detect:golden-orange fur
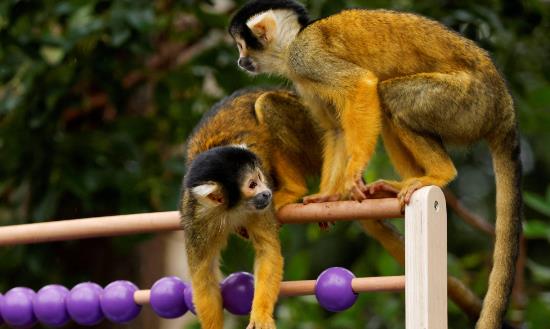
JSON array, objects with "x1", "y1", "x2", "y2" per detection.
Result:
[
  {"x1": 232, "y1": 5, "x2": 522, "y2": 329},
  {"x1": 181, "y1": 89, "x2": 321, "y2": 329}
]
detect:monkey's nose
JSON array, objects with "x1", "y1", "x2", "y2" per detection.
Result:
[
  {"x1": 254, "y1": 191, "x2": 272, "y2": 209},
  {"x1": 259, "y1": 191, "x2": 272, "y2": 201},
  {"x1": 238, "y1": 57, "x2": 255, "y2": 72}
]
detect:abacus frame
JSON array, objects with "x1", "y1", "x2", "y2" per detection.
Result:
[{"x1": 0, "y1": 186, "x2": 448, "y2": 329}]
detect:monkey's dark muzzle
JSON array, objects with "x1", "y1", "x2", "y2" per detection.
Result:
[
  {"x1": 253, "y1": 191, "x2": 272, "y2": 210},
  {"x1": 238, "y1": 57, "x2": 256, "y2": 73}
]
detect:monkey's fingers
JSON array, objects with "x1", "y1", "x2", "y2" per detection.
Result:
[
  {"x1": 303, "y1": 193, "x2": 341, "y2": 204},
  {"x1": 351, "y1": 184, "x2": 367, "y2": 201}
]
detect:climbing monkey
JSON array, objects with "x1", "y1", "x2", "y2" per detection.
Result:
[
  {"x1": 181, "y1": 89, "x2": 321, "y2": 329},
  {"x1": 229, "y1": 2, "x2": 522, "y2": 328}
]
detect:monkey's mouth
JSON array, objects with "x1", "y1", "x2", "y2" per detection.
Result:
[{"x1": 254, "y1": 199, "x2": 270, "y2": 210}]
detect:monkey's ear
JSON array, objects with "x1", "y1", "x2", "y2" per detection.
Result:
[
  {"x1": 191, "y1": 183, "x2": 224, "y2": 207},
  {"x1": 247, "y1": 11, "x2": 277, "y2": 43}
]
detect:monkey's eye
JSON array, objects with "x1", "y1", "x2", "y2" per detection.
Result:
[{"x1": 249, "y1": 180, "x2": 257, "y2": 189}]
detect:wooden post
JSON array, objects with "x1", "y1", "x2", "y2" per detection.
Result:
[{"x1": 405, "y1": 186, "x2": 448, "y2": 329}]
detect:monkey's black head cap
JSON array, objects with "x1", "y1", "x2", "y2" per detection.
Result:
[
  {"x1": 228, "y1": 0, "x2": 310, "y2": 50},
  {"x1": 184, "y1": 146, "x2": 261, "y2": 208}
]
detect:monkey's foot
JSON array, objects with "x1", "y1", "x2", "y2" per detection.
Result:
[
  {"x1": 363, "y1": 180, "x2": 400, "y2": 199},
  {"x1": 246, "y1": 316, "x2": 276, "y2": 329},
  {"x1": 397, "y1": 179, "x2": 425, "y2": 206},
  {"x1": 302, "y1": 193, "x2": 341, "y2": 204}
]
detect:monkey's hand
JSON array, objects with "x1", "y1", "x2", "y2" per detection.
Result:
[
  {"x1": 246, "y1": 315, "x2": 276, "y2": 329},
  {"x1": 302, "y1": 194, "x2": 340, "y2": 230},
  {"x1": 349, "y1": 177, "x2": 369, "y2": 201}
]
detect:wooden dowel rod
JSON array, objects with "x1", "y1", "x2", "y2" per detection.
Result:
[
  {"x1": 351, "y1": 276, "x2": 405, "y2": 292},
  {"x1": 0, "y1": 212, "x2": 181, "y2": 246},
  {"x1": 134, "y1": 289, "x2": 151, "y2": 305},
  {"x1": 277, "y1": 199, "x2": 402, "y2": 224},
  {"x1": 0, "y1": 199, "x2": 402, "y2": 246},
  {"x1": 279, "y1": 280, "x2": 316, "y2": 297},
  {"x1": 132, "y1": 276, "x2": 405, "y2": 305}
]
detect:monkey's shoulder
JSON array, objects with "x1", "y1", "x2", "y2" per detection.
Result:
[{"x1": 186, "y1": 89, "x2": 291, "y2": 162}]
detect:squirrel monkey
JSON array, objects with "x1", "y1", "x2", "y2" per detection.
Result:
[
  {"x1": 180, "y1": 89, "x2": 321, "y2": 329},
  {"x1": 229, "y1": 2, "x2": 522, "y2": 329}
]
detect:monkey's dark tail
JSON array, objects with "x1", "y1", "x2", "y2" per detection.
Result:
[{"x1": 476, "y1": 127, "x2": 522, "y2": 329}]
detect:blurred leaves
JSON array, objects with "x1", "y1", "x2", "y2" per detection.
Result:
[{"x1": 524, "y1": 190, "x2": 550, "y2": 217}]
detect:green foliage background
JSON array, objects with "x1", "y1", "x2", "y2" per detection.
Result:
[{"x1": 1, "y1": 0, "x2": 549, "y2": 328}]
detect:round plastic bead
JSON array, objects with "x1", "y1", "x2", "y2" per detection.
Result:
[
  {"x1": 33, "y1": 285, "x2": 70, "y2": 327},
  {"x1": 66, "y1": 282, "x2": 104, "y2": 326},
  {"x1": 100, "y1": 281, "x2": 141, "y2": 324},
  {"x1": 183, "y1": 285, "x2": 195, "y2": 315},
  {"x1": 0, "y1": 293, "x2": 4, "y2": 326},
  {"x1": 150, "y1": 276, "x2": 188, "y2": 318},
  {"x1": 0, "y1": 287, "x2": 37, "y2": 328},
  {"x1": 221, "y1": 272, "x2": 254, "y2": 315},
  {"x1": 315, "y1": 267, "x2": 358, "y2": 312}
]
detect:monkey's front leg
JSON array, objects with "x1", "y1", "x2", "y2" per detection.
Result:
[
  {"x1": 187, "y1": 248, "x2": 224, "y2": 329},
  {"x1": 246, "y1": 214, "x2": 284, "y2": 329},
  {"x1": 341, "y1": 75, "x2": 382, "y2": 200}
]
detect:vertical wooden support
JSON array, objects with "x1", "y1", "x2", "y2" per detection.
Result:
[{"x1": 405, "y1": 186, "x2": 448, "y2": 329}]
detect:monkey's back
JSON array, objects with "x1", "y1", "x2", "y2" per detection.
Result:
[
  {"x1": 186, "y1": 89, "x2": 270, "y2": 163},
  {"x1": 295, "y1": 9, "x2": 500, "y2": 81},
  {"x1": 185, "y1": 89, "x2": 321, "y2": 187}
]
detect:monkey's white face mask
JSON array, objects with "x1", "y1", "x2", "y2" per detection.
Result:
[{"x1": 234, "y1": 9, "x2": 301, "y2": 75}]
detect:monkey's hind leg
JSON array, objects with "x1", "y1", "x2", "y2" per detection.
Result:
[
  {"x1": 363, "y1": 116, "x2": 426, "y2": 199},
  {"x1": 246, "y1": 213, "x2": 283, "y2": 329},
  {"x1": 373, "y1": 117, "x2": 457, "y2": 207}
]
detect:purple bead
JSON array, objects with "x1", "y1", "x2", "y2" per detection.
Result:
[
  {"x1": 100, "y1": 280, "x2": 141, "y2": 324},
  {"x1": 0, "y1": 287, "x2": 37, "y2": 328},
  {"x1": 0, "y1": 293, "x2": 4, "y2": 326},
  {"x1": 66, "y1": 282, "x2": 104, "y2": 326},
  {"x1": 315, "y1": 267, "x2": 358, "y2": 312},
  {"x1": 150, "y1": 277, "x2": 188, "y2": 318},
  {"x1": 183, "y1": 285, "x2": 195, "y2": 315},
  {"x1": 221, "y1": 272, "x2": 254, "y2": 315},
  {"x1": 33, "y1": 285, "x2": 70, "y2": 327}
]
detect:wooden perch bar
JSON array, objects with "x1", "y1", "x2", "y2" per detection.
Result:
[
  {"x1": 277, "y1": 199, "x2": 402, "y2": 223},
  {"x1": 0, "y1": 212, "x2": 181, "y2": 246},
  {"x1": 132, "y1": 275, "x2": 406, "y2": 305},
  {"x1": 0, "y1": 198, "x2": 402, "y2": 246}
]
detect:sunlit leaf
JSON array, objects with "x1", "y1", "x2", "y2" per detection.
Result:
[
  {"x1": 523, "y1": 219, "x2": 550, "y2": 241},
  {"x1": 40, "y1": 46, "x2": 64, "y2": 65}
]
